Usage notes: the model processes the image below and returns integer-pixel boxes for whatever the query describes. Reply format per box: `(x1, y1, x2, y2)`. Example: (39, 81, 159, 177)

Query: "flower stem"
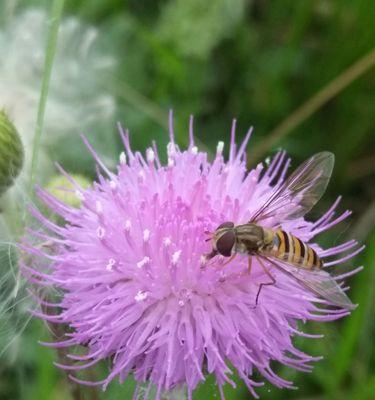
(161, 386, 187, 400)
(28, 0, 65, 198)
(252, 47, 375, 162)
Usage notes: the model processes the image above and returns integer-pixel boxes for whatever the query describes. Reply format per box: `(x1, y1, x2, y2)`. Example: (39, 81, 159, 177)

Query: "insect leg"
(248, 256, 252, 275)
(221, 253, 237, 267)
(254, 256, 276, 305)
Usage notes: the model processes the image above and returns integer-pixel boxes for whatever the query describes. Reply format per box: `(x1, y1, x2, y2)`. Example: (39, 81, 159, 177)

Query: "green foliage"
(156, 0, 246, 59)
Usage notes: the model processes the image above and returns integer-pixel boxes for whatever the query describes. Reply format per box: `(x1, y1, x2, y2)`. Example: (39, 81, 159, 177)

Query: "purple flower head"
(23, 116, 362, 399)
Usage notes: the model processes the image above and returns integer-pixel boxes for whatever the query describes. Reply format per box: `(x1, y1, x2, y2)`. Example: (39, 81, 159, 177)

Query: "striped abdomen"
(267, 229, 322, 269)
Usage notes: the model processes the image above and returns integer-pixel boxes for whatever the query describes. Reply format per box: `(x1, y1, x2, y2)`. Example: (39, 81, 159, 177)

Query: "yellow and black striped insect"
(205, 152, 354, 309)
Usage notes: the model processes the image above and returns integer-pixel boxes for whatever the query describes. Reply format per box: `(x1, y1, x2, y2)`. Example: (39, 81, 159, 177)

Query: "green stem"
(28, 0, 65, 198)
(161, 386, 187, 400)
(252, 47, 375, 162)
(106, 75, 169, 129)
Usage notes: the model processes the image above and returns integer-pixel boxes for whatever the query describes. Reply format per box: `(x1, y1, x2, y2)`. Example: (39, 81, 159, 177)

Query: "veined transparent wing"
(261, 256, 355, 309)
(250, 152, 334, 223)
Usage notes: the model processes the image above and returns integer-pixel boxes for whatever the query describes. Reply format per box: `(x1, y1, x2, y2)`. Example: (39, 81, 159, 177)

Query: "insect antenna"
(204, 230, 213, 242)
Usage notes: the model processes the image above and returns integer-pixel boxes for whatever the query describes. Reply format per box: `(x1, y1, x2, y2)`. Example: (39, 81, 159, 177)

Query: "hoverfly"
(205, 152, 355, 309)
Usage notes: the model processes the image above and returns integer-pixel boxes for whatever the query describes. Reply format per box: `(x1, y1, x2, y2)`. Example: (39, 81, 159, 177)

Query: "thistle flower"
(23, 117, 362, 399)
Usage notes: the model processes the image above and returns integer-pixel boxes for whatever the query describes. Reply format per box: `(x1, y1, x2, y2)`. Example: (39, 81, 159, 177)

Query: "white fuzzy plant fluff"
(0, 8, 116, 187)
(0, 9, 117, 344)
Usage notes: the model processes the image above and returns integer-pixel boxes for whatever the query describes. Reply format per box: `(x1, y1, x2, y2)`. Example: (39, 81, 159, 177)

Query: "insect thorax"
(234, 223, 269, 254)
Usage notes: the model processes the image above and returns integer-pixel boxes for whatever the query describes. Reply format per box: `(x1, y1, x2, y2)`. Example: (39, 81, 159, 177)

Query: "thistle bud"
(45, 175, 90, 208)
(0, 110, 24, 195)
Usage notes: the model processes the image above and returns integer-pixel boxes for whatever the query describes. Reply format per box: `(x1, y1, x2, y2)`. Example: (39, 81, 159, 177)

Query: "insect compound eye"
(216, 230, 235, 257)
(216, 221, 235, 230)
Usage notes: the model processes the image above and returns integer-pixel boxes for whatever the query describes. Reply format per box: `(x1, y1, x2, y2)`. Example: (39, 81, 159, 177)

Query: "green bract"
(0, 110, 24, 195)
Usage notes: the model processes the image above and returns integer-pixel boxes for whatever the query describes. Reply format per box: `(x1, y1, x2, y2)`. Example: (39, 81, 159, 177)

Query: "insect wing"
(250, 152, 334, 223)
(264, 256, 355, 309)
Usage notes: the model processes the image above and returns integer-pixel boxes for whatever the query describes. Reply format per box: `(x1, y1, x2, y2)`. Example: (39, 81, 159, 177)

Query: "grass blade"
(28, 0, 65, 198)
(252, 47, 375, 161)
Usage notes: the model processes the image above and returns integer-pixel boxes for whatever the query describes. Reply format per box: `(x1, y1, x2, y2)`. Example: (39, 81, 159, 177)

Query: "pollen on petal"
(134, 290, 148, 302)
(146, 148, 155, 163)
(143, 229, 150, 242)
(137, 256, 150, 269)
(124, 219, 132, 232)
(109, 180, 117, 189)
(96, 200, 103, 214)
(171, 250, 182, 265)
(216, 141, 224, 155)
(167, 142, 176, 157)
(119, 151, 127, 165)
(96, 227, 105, 238)
(191, 146, 198, 155)
(163, 237, 172, 247)
(138, 170, 146, 180)
(106, 258, 116, 271)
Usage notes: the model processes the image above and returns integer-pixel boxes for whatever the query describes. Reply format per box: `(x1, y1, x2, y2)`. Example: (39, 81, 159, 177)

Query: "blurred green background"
(0, 0, 374, 399)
